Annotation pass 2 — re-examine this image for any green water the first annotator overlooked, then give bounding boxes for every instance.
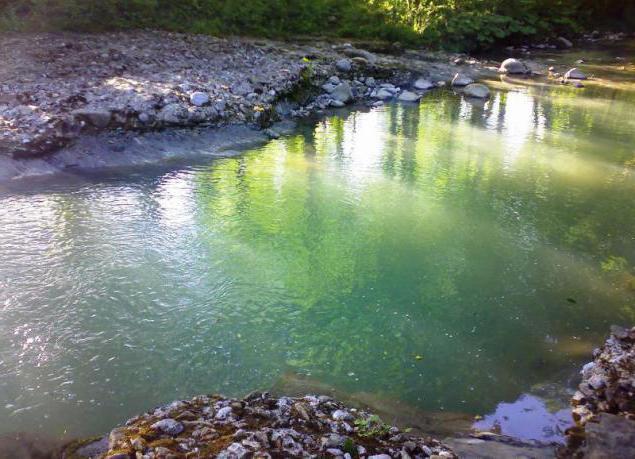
[0,59,634,442]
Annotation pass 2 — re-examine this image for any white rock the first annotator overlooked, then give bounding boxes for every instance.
[189,91,210,107]
[332,409,353,421]
[498,58,529,74]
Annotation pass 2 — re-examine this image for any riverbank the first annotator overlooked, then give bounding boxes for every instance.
[0,29,580,181]
[66,393,457,458]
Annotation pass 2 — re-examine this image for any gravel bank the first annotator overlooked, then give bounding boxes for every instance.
[66,392,456,459]
[0,30,506,164]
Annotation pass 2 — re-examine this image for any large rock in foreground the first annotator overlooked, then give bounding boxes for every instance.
[564,325,635,458]
[498,58,529,75]
[71,393,456,458]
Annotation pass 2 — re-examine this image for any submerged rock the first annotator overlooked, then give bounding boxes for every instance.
[397,90,422,102]
[463,83,490,99]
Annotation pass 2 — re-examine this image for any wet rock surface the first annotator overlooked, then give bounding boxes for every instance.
[66,393,456,458]
[563,325,635,458]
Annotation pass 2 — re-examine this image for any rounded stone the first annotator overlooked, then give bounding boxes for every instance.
[463,83,490,99]
[565,68,587,80]
[498,58,529,74]
[189,92,210,107]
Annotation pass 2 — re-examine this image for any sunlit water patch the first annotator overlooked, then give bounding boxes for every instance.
[0,70,633,442]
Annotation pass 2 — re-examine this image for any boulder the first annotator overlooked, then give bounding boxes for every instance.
[335,58,352,73]
[564,68,587,80]
[397,90,422,102]
[498,58,529,74]
[413,78,435,90]
[189,92,210,107]
[330,82,353,104]
[451,74,474,87]
[463,83,490,99]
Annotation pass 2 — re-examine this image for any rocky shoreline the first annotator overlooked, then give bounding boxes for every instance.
[65,393,456,459]
[2,29,627,182]
[562,326,635,458]
[0,30,559,171]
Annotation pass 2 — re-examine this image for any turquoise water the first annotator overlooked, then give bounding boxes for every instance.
[0,69,634,442]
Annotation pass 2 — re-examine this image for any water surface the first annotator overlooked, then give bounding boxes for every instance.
[0,57,634,442]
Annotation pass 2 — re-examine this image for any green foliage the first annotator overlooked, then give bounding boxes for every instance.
[0,0,631,51]
[354,414,392,438]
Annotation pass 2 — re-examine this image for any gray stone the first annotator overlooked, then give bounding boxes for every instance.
[565,68,587,80]
[584,413,635,459]
[231,82,254,96]
[330,100,345,108]
[498,58,529,74]
[218,442,250,459]
[413,78,435,90]
[76,436,109,458]
[328,76,341,85]
[322,433,346,448]
[264,129,280,139]
[158,103,187,124]
[397,90,422,102]
[451,73,474,87]
[215,406,233,420]
[330,82,353,104]
[368,455,392,459]
[335,59,352,73]
[151,418,184,436]
[321,83,336,94]
[72,109,111,128]
[373,88,394,100]
[343,48,377,64]
[463,83,490,99]
[365,77,376,86]
[332,409,353,421]
[189,91,210,107]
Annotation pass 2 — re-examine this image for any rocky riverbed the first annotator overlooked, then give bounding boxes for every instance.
[65,392,456,459]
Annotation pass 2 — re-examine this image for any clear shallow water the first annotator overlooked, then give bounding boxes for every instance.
[0,65,634,442]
